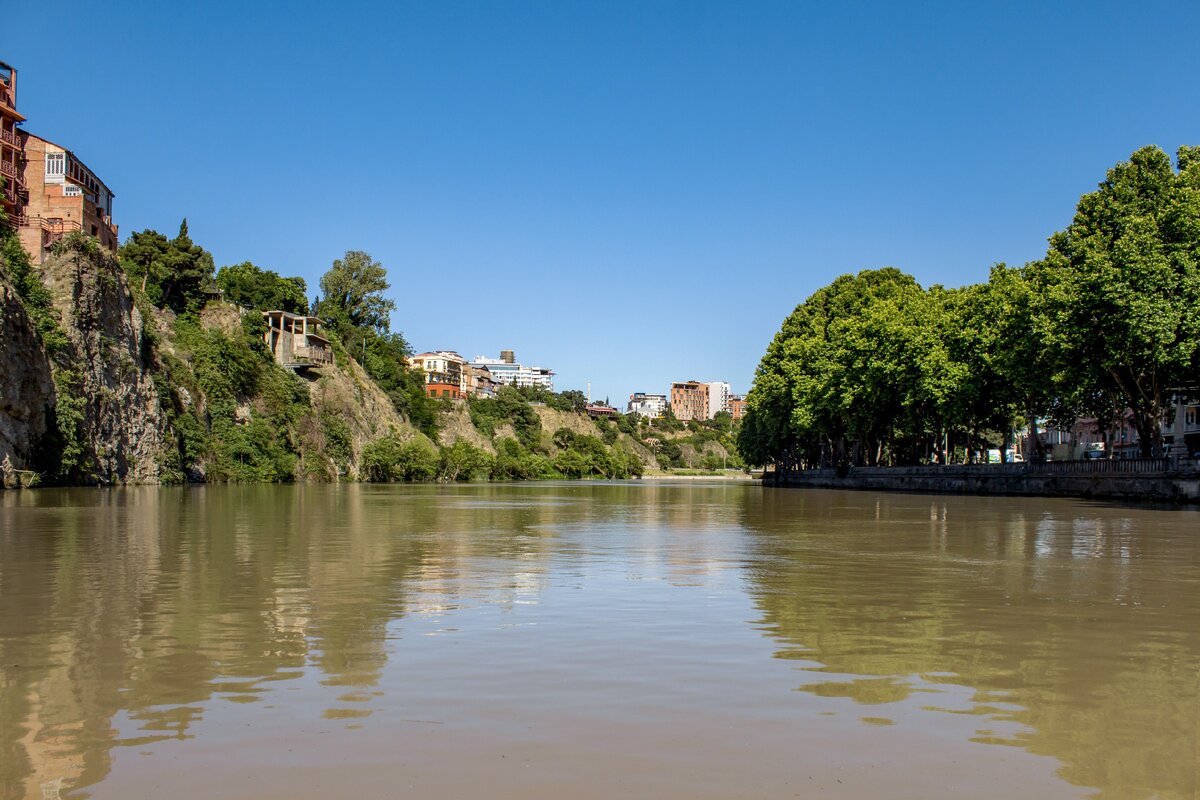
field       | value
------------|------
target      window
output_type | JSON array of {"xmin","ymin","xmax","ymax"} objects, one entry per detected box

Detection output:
[{"xmin": 45, "ymin": 152, "xmax": 65, "ymax": 181}]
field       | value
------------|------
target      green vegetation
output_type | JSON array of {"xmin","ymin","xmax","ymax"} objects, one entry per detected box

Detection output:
[
  {"xmin": 120, "ymin": 220, "xmax": 216, "ymax": 313},
  {"xmin": 313, "ymin": 250, "xmax": 438, "ymax": 438},
  {"xmin": 739, "ymin": 145, "xmax": 1200, "ymax": 469},
  {"xmin": 215, "ymin": 261, "xmax": 308, "ymax": 313}
]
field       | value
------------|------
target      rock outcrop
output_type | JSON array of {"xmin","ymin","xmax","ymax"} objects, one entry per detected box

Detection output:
[
  {"xmin": 0, "ymin": 278, "xmax": 54, "ymax": 485},
  {"xmin": 39, "ymin": 241, "xmax": 169, "ymax": 484}
]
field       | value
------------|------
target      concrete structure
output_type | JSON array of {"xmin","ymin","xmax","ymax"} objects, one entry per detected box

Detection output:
[
  {"xmin": 706, "ymin": 382, "xmax": 731, "ymax": 418},
  {"xmin": 670, "ymin": 381, "xmax": 709, "ymax": 421},
  {"xmin": 729, "ymin": 396, "xmax": 746, "ymax": 421},
  {"xmin": 410, "ymin": 351, "xmax": 467, "ymax": 399},
  {"xmin": 0, "ymin": 61, "xmax": 26, "ymax": 230},
  {"xmin": 262, "ymin": 311, "xmax": 334, "ymax": 368},
  {"xmin": 473, "ymin": 351, "xmax": 554, "ymax": 391},
  {"xmin": 627, "ymin": 392, "xmax": 667, "ymax": 418}
]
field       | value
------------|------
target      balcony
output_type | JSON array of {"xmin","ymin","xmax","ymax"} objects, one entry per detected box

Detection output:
[
  {"xmin": 0, "ymin": 128, "xmax": 18, "ymax": 148},
  {"xmin": 0, "ymin": 158, "xmax": 24, "ymax": 192}
]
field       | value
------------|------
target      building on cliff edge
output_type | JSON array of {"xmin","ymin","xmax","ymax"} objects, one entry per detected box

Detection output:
[{"xmin": 0, "ymin": 58, "xmax": 119, "ymax": 262}]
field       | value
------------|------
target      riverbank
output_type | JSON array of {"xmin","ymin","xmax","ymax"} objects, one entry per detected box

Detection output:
[{"xmin": 764, "ymin": 460, "xmax": 1200, "ymax": 504}]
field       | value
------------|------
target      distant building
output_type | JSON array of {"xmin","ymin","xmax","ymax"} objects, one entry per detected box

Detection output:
[
  {"xmin": 627, "ymin": 392, "xmax": 667, "ymax": 418},
  {"xmin": 729, "ymin": 395, "xmax": 746, "ymax": 421},
  {"xmin": 409, "ymin": 351, "xmax": 467, "ymax": 399},
  {"xmin": 671, "ymin": 381, "xmax": 709, "ymax": 421},
  {"xmin": 586, "ymin": 404, "xmax": 619, "ymax": 418},
  {"xmin": 706, "ymin": 382, "xmax": 731, "ymax": 418},
  {"xmin": 472, "ymin": 350, "xmax": 554, "ymax": 391},
  {"xmin": 262, "ymin": 311, "xmax": 334, "ymax": 368},
  {"xmin": 466, "ymin": 364, "xmax": 500, "ymax": 398}
]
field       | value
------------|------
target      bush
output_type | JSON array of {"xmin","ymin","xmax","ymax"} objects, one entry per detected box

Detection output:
[{"xmin": 361, "ymin": 434, "xmax": 439, "ymax": 482}]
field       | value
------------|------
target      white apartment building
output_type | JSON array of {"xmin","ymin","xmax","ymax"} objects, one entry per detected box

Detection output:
[
  {"xmin": 627, "ymin": 392, "xmax": 667, "ymax": 418},
  {"xmin": 706, "ymin": 382, "xmax": 731, "ymax": 418},
  {"xmin": 472, "ymin": 350, "xmax": 555, "ymax": 391}
]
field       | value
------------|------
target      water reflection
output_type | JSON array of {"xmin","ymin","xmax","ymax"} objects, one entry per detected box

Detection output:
[
  {"xmin": 0, "ymin": 483, "xmax": 1197, "ymax": 799},
  {"xmin": 740, "ymin": 489, "xmax": 1200, "ymax": 799}
]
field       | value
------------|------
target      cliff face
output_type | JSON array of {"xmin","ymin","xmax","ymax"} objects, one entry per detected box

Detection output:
[
  {"xmin": 0, "ymin": 278, "xmax": 54, "ymax": 485},
  {"xmin": 39, "ymin": 242, "xmax": 169, "ymax": 484}
]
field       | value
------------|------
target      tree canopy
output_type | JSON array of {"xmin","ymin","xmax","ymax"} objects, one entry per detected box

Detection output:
[
  {"xmin": 120, "ymin": 220, "xmax": 215, "ymax": 313},
  {"xmin": 215, "ymin": 262, "xmax": 308, "ymax": 313},
  {"xmin": 739, "ymin": 144, "xmax": 1200, "ymax": 468},
  {"xmin": 315, "ymin": 250, "xmax": 395, "ymax": 334}
]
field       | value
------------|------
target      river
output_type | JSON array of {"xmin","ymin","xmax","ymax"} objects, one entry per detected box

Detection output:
[{"xmin": 1, "ymin": 482, "xmax": 1197, "ymax": 799}]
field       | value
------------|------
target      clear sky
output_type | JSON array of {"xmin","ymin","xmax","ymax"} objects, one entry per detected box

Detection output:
[{"xmin": 5, "ymin": 1, "xmax": 1199, "ymax": 404}]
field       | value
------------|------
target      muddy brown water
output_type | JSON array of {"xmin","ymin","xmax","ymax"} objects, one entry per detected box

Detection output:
[{"xmin": 1, "ymin": 482, "xmax": 1197, "ymax": 799}]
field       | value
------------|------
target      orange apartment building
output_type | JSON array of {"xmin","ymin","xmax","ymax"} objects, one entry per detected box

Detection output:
[
  {"xmin": 729, "ymin": 396, "xmax": 746, "ymax": 421},
  {"xmin": 670, "ymin": 381, "xmax": 709, "ymax": 421},
  {"xmin": 0, "ymin": 59, "xmax": 119, "ymax": 262}
]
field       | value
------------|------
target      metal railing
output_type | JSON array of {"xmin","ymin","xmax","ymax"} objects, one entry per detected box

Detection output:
[{"xmin": 774, "ymin": 457, "xmax": 1194, "ymax": 479}]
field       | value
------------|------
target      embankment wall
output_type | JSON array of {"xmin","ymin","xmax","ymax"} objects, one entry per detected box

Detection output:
[{"xmin": 766, "ymin": 463, "xmax": 1200, "ymax": 504}]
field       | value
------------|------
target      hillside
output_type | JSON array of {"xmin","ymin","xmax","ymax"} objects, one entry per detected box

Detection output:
[{"xmin": 0, "ymin": 233, "xmax": 428, "ymax": 486}]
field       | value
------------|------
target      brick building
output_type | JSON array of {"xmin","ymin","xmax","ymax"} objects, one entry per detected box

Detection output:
[
  {"xmin": 0, "ymin": 61, "xmax": 27, "ymax": 228},
  {"xmin": 729, "ymin": 396, "xmax": 746, "ymax": 421},
  {"xmin": 671, "ymin": 381, "xmax": 709, "ymax": 421},
  {"xmin": 18, "ymin": 132, "xmax": 119, "ymax": 261},
  {"xmin": 0, "ymin": 58, "xmax": 119, "ymax": 262}
]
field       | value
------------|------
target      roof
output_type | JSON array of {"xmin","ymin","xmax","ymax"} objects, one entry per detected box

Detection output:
[
  {"xmin": 262, "ymin": 310, "xmax": 325, "ymax": 324},
  {"xmin": 20, "ymin": 130, "xmax": 115, "ymax": 197}
]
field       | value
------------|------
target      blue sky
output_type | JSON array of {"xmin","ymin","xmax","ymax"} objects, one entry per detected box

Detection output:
[{"xmin": 5, "ymin": 1, "xmax": 1199, "ymax": 404}]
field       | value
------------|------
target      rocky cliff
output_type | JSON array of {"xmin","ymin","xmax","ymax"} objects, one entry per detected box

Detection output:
[
  {"xmin": 0, "ymin": 276, "xmax": 54, "ymax": 486},
  {"xmin": 39, "ymin": 239, "xmax": 169, "ymax": 484},
  {"xmin": 0, "ymin": 233, "xmax": 428, "ymax": 488}
]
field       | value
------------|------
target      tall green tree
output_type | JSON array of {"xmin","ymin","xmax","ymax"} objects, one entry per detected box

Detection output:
[
  {"xmin": 1038, "ymin": 145, "xmax": 1200, "ymax": 456},
  {"xmin": 119, "ymin": 219, "xmax": 215, "ymax": 313},
  {"xmin": 316, "ymin": 250, "xmax": 396, "ymax": 333}
]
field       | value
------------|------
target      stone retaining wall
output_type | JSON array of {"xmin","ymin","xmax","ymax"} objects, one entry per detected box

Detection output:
[{"xmin": 767, "ymin": 465, "xmax": 1200, "ymax": 504}]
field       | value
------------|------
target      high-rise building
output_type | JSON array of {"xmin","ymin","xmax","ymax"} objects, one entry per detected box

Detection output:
[
  {"xmin": 472, "ymin": 351, "xmax": 554, "ymax": 391},
  {"xmin": 670, "ymin": 381, "xmax": 709, "ymax": 421},
  {"xmin": 706, "ymin": 382, "xmax": 731, "ymax": 418},
  {"xmin": 729, "ymin": 395, "xmax": 746, "ymax": 421}
]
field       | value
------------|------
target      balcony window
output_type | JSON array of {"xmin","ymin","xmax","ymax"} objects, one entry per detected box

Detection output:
[{"xmin": 45, "ymin": 153, "xmax": 65, "ymax": 182}]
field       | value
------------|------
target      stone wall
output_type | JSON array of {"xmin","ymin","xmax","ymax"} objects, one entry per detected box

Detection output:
[{"xmin": 767, "ymin": 463, "xmax": 1200, "ymax": 504}]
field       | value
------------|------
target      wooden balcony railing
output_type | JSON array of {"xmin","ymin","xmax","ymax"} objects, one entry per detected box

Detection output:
[
  {"xmin": 0, "ymin": 159, "xmax": 18, "ymax": 179},
  {"xmin": 0, "ymin": 128, "xmax": 19, "ymax": 147},
  {"xmin": 38, "ymin": 217, "xmax": 82, "ymax": 234}
]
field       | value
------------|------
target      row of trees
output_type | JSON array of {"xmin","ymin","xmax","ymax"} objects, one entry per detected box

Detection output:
[{"xmin": 738, "ymin": 145, "xmax": 1200, "ymax": 469}]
